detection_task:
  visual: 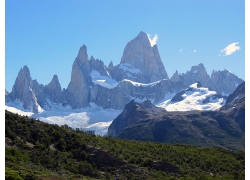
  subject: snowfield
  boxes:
[5,82,226,135]
[5,101,122,136]
[157,83,226,111]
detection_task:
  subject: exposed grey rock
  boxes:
[89,56,110,77]
[108,61,114,70]
[66,45,92,109]
[90,79,186,110]
[211,70,244,95]
[220,82,245,132]
[5,90,10,103]
[44,75,64,103]
[170,64,244,95]
[179,63,211,89]
[111,31,169,83]
[171,90,185,102]
[31,79,46,107]
[170,70,181,82]
[226,81,245,104]
[9,66,42,113]
[107,100,166,137]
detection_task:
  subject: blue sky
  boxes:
[5,0,245,92]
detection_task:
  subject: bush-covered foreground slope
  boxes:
[5,110,244,180]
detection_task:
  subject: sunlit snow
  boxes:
[5,101,122,136]
[119,63,142,75]
[90,70,119,89]
[157,83,225,111]
[5,82,226,135]
[123,79,161,87]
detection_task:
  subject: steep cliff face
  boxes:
[66,45,92,109]
[210,70,243,95]
[44,75,65,103]
[6,32,244,114]
[170,64,244,95]
[171,63,211,88]
[90,79,186,110]
[5,90,10,103]
[8,66,43,113]
[220,82,245,132]
[110,31,169,83]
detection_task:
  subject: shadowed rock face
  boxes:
[225,81,245,104]
[170,64,244,95]
[111,31,169,83]
[220,82,245,132]
[9,66,42,113]
[44,75,64,103]
[66,45,92,109]
[5,90,10,103]
[210,69,243,95]
[107,100,166,137]
[107,82,245,150]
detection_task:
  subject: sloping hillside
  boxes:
[5,110,244,179]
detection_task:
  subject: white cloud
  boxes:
[179,49,183,53]
[194,50,196,53]
[220,42,241,56]
[147,34,158,47]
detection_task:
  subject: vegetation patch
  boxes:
[5,110,244,179]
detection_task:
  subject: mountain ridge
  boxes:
[6,31,244,113]
[107,81,245,150]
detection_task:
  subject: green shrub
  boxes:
[5,169,23,180]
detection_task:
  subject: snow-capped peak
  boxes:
[157,82,226,111]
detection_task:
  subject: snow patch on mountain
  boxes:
[123,79,161,87]
[5,100,34,116]
[91,70,119,89]
[157,83,226,111]
[5,100,122,136]
[156,93,176,107]
[119,63,142,75]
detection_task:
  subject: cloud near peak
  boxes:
[220,42,241,56]
[147,34,158,47]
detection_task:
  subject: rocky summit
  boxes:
[110,31,169,83]
[6,31,244,113]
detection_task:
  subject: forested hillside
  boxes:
[5,110,244,180]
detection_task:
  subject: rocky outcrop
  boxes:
[44,75,65,103]
[226,81,245,104]
[66,45,93,109]
[170,70,181,82]
[110,31,169,83]
[170,64,243,95]
[107,100,166,137]
[90,79,186,110]
[220,82,245,132]
[211,70,244,95]
[7,66,67,112]
[5,90,10,103]
[9,66,42,113]
[171,63,212,89]
[31,79,47,108]
[90,56,109,77]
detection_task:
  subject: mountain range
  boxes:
[108,81,245,150]
[5,31,243,115]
